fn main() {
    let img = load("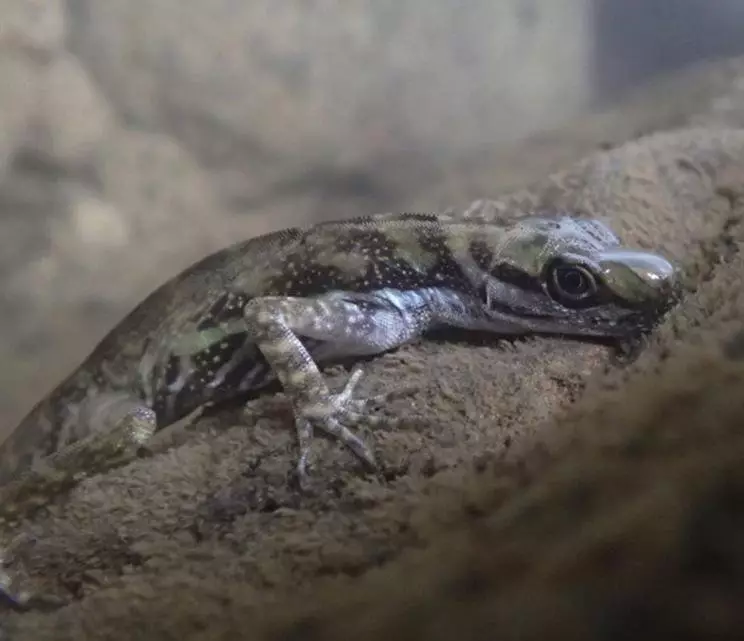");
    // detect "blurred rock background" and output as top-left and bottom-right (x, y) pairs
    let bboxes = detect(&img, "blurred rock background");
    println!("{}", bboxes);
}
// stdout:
(0, 0), (742, 435)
